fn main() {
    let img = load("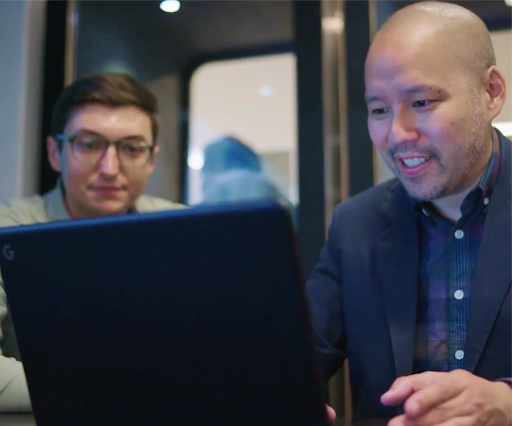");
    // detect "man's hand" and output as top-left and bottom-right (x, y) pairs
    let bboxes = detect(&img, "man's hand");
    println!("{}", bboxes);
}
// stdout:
(326, 404), (336, 423)
(381, 370), (512, 426)
(381, 372), (447, 408)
